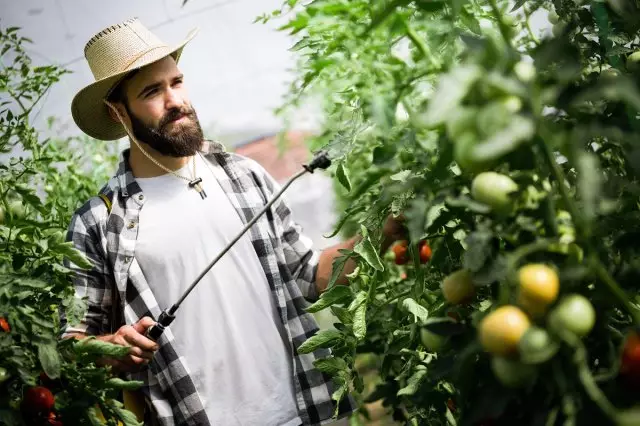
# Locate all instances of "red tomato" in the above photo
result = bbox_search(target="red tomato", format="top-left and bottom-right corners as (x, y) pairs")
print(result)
(621, 332), (640, 383)
(0, 317), (10, 332)
(393, 241), (409, 265)
(419, 241), (432, 264)
(23, 386), (55, 412)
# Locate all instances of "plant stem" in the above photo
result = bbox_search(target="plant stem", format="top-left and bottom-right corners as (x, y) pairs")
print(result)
(592, 257), (640, 324)
(488, 0), (512, 48)
(405, 23), (439, 68)
(523, 7), (540, 46)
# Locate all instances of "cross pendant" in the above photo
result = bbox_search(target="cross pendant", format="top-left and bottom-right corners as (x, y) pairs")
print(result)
(189, 177), (207, 199)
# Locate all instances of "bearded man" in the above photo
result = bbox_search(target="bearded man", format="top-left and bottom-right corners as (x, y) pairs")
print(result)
(63, 18), (405, 426)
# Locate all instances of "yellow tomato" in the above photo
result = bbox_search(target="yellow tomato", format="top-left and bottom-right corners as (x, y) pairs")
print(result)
(441, 269), (475, 305)
(479, 306), (531, 356)
(517, 264), (559, 316)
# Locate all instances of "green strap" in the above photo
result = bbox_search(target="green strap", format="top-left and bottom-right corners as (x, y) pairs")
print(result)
(98, 193), (112, 213)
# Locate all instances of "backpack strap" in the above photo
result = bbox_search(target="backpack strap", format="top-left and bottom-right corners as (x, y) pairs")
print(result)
(98, 193), (112, 214)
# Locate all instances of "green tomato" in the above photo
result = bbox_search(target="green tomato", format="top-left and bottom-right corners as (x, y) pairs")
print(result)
(548, 10), (559, 25)
(491, 357), (537, 388)
(0, 367), (9, 384)
(549, 294), (596, 338)
(626, 52), (640, 73)
(420, 328), (448, 352)
(8, 200), (25, 219)
(471, 172), (519, 215)
(601, 68), (621, 80)
(514, 61), (535, 83)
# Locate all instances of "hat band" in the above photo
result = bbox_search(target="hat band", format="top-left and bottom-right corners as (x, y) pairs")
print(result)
(120, 44), (170, 73)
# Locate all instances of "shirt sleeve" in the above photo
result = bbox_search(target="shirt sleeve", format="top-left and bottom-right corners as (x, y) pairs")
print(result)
(60, 206), (114, 337)
(256, 162), (321, 302)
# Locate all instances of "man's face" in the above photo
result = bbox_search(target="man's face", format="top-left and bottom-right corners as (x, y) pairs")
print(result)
(120, 56), (203, 157)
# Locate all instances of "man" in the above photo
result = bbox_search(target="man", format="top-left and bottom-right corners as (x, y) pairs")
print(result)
(64, 18), (404, 426)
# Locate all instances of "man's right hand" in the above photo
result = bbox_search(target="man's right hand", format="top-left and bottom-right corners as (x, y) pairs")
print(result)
(97, 316), (159, 373)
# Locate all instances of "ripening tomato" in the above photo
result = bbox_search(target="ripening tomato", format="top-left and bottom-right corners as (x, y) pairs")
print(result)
(23, 386), (55, 412)
(0, 317), (9, 333)
(420, 328), (448, 352)
(442, 269), (475, 305)
(549, 294), (595, 338)
(471, 172), (519, 215)
(620, 331), (640, 382)
(392, 241), (409, 265)
(479, 306), (531, 356)
(418, 240), (432, 264)
(517, 264), (559, 316)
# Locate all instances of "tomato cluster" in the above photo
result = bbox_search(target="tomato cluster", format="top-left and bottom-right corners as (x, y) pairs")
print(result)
(391, 240), (432, 265)
(475, 264), (596, 388)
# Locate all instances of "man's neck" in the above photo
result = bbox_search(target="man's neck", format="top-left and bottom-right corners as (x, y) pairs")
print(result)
(128, 139), (192, 178)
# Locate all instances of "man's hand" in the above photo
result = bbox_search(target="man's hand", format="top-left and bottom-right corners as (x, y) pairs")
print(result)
(381, 213), (408, 253)
(97, 317), (159, 373)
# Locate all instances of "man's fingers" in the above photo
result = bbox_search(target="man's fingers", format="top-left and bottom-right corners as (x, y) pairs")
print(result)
(132, 316), (156, 335)
(123, 328), (159, 352)
(127, 345), (156, 360)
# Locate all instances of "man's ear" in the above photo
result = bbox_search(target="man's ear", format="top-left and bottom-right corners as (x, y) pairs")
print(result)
(106, 101), (127, 124)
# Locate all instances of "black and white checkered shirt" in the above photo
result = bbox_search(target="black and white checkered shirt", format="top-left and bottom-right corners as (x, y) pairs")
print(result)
(62, 140), (355, 425)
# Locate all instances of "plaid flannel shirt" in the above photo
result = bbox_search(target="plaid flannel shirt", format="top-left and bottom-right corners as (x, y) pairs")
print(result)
(62, 140), (355, 425)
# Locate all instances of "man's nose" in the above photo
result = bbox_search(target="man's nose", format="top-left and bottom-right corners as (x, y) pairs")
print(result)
(164, 88), (184, 110)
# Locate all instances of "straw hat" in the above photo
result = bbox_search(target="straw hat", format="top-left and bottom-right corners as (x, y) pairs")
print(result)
(71, 18), (199, 141)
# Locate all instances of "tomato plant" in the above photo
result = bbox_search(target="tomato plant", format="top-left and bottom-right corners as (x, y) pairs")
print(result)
(268, 0), (640, 423)
(0, 25), (142, 425)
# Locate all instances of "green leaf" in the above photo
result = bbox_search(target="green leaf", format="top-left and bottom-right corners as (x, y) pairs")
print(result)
(468, 116), (535, 163)
(336, 162), (351, 192)
(353, 226), (384, 271)
(54, 242), (93, 270)
(74, 337), (130, 358)
(110, 399), (143, 426)
(106, 377), (144, 390)
(390, 170), (412, 183)
(353, 302), (367, 341)
(306, 285), (353, 313)
(576, 152), (601, 225)
(330, 306), (353, 325)
(510, 0), (527, 12)
(348, 290), (367, 312)
(401, 298), (429, 324)
(38, 342), (61, 380)
(314, 356), (348, 375)
(419, 65), (482, 128)
(463, 231), (494, 272)
(298, 329), (343, 354)
(397, 368), (427, 396)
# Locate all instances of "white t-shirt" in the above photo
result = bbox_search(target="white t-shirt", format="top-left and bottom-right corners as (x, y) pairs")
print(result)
(135, 153), (301, 426)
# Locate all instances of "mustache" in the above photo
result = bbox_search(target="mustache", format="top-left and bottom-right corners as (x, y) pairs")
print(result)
(160, 107), (194, 129)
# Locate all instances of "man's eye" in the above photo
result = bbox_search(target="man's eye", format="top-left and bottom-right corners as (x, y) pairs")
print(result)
(145, 89), (158, 97)
(173, 80), (183, 86)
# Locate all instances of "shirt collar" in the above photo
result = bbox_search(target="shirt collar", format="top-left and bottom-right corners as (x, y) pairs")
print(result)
(114, 140), (227, 198)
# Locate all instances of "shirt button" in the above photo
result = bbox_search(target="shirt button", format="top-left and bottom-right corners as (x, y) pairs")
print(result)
(138, 195), (144, 201)
(127, 221), (136, 229)
(125, 256), (132, 263)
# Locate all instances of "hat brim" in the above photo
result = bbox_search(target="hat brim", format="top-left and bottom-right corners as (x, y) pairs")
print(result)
(71, 27), (199, 141)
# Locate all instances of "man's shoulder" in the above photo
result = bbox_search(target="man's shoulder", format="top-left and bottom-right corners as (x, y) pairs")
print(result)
(70, 182), (117, 229)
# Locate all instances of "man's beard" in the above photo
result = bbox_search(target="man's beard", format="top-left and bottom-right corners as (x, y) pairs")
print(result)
(126, 103), (204, 157)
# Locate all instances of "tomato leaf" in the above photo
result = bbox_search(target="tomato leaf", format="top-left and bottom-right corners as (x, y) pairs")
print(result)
(469, 115), (535, 163)
(298, 329), (343, 354)
(306, 285), (353, 313)
(335, 162), (351, 192)
(402, 298), (429, 324)
(397, 367), (427, 396)
(313, 357), (348, 375)
(353, 226), (384, 271)
(330, 306), (353, 325)
(418, 65), (482, 128)
(37, 342), (61, 380)
(54, 242), (93, 270)
(106, 377), (144, 390)
(74, 337), (130, 358)
(353, 302), (368, 341)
